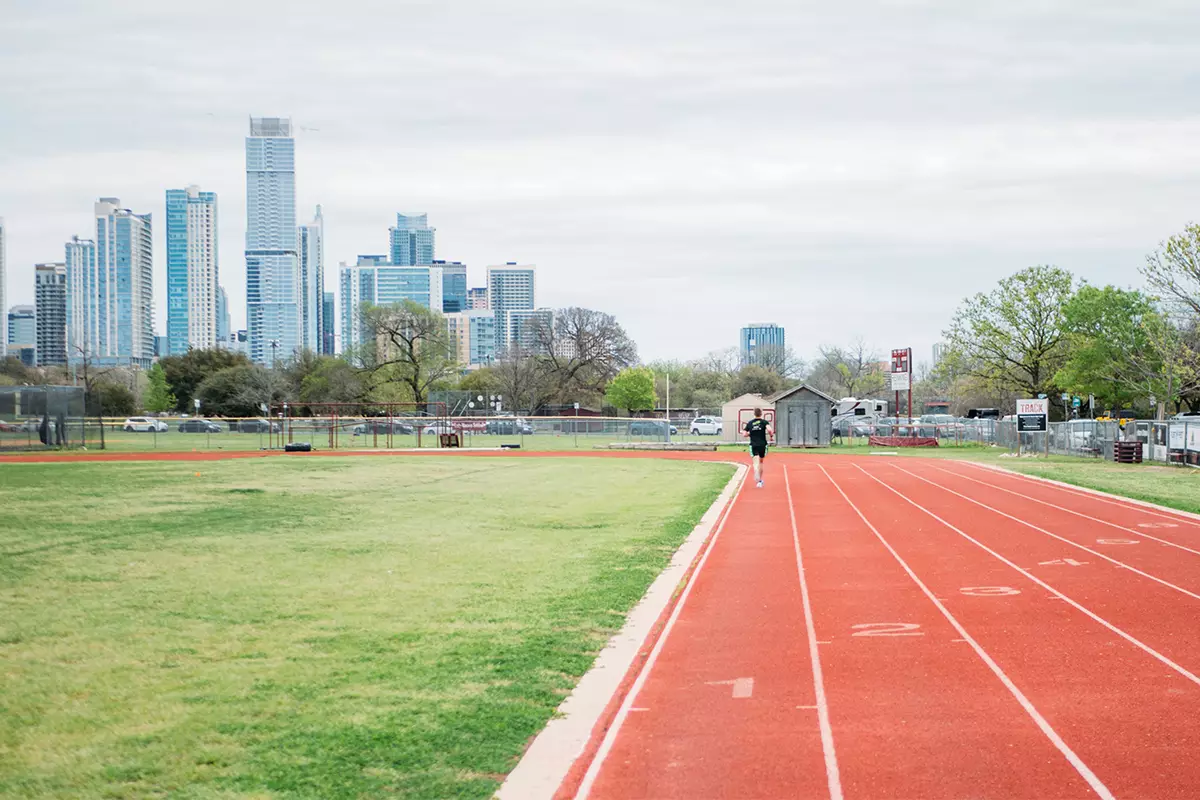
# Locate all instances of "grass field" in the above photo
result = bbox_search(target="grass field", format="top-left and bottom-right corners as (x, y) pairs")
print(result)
(0, 456), (733, 799)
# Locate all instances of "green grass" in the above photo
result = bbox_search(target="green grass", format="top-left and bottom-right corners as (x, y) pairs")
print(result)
(0, 456), (733, 799)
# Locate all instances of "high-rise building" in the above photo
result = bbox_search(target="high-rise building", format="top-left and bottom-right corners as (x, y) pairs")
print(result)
(932, 342), (947, 365)
(245, 116), (299, 365)
(436, 260), (467, 313)
(388, 213), (435, 266)
(321, 291), (335, 354)
(445, 309), (497, 367)
(166, 186), (219, 355)
(0, 218), (6, 357)
(216, 287), (231, 344)
(8, 305), (35, 365)
(486, 265), (536, 352)
(64, 235), (97, 364)
(298, 205), (324, 353)
(506, 308), (553, 354)
(95, 198), (155, 365)
(467, 286), (488, 310)
(35, 263), (67, 366)
(740, 323), (785, 367)
(339, 257), (444, 357)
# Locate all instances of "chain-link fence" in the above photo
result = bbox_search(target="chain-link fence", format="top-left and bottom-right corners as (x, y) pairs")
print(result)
(0, 385), (93, 451)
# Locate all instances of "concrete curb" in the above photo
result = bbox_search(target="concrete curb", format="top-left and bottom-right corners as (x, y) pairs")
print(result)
(496, 462), (748, 799)
(964, 460), (1200, 523)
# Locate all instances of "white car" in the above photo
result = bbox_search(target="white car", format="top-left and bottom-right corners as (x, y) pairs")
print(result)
(123, 416), (168, 433)
(689, 416), (724, 436)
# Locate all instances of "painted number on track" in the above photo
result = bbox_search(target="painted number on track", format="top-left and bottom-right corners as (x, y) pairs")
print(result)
(1137, 522), (1179, 529)
(1039, 559), (1088, 566)
(706, 677), (754, 698)
(851, 623), (924, 637)
(1097, 538), (1139, 545)
(960, 586), (1021, 596)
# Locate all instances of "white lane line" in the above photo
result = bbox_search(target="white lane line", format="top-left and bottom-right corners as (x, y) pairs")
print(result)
(956, 460), (1200, 529)
(784, 465), (844, 800)
(819, 464), (1114, 800)
(852, 463), (1200, 690)
(926, 463), (1200, 559)
(572, 469), (748, 800)
(889, 463), (1200, 602)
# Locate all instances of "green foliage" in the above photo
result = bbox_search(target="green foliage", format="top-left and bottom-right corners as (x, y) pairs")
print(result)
(92, 381), (137, 417)
(142, 363), (176, 413)
(298, 357), (364, 405)
(731, 364), (785, 398)
(363, 300), (460, 404)
(158, 348), (252, 413)
(1055, 285), (1160, 411)
(195, 365), (290, 417)
(605, 366), (657, 412)
(942, 265), (1075, 398)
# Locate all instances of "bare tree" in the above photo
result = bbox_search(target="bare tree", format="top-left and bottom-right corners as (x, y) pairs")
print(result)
(362, 301), (460, 405)
(752, 344), (806, 380)
(807, 339), (886, 398)
(491, 344), (551, 414)
(528, 307), (638, 402)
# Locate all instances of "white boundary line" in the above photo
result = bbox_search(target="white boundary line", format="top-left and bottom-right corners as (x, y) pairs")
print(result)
(496, 463), (748, 800)
(783, 465), (843, 800)
(958, 460), (1200, 528)
(818, 464), (1113, 799)
(888, 463), (1200, 602)
(852, 463), (1200, 689)
(924, 462), (1200, 558)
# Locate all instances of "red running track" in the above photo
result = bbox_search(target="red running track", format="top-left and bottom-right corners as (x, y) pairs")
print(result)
(563, 455), (1200, 800)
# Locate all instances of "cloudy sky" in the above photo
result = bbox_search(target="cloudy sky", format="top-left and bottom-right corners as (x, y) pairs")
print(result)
(3, 1), (1199, 366)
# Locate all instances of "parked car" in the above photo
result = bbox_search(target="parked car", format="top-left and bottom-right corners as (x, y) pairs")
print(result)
(123, 416), (169, 433)
(629, 419), (678, 436)
(689, 416), (724, 436)
(353, 419), (415, 435)
(423, 422), (460, 436)
(485, 418), (533, 435)
(231, 418), (281, 433)
(178, 418), (223, 433)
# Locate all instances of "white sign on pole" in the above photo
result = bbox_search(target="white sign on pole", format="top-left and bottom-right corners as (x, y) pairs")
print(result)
(890, 372), (911, 391)
(1168, 424), (1185, 450)
(194, 398), (201, 411)
(1016, 398), (1048, 432)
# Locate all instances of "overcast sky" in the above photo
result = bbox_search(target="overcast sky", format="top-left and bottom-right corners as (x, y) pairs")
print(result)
(3, 1), (1200, 366)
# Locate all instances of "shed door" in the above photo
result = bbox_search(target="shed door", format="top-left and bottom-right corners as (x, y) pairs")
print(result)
(788, 408), (804, 446)
(804, 405), (821, 446)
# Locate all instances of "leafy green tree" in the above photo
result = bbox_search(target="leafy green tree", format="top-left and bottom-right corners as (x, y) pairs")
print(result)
(1143, 223), (1200, 317)
(159, 348), (251, 413)
(605, 367), (657, 413)
(93, 381), (137, 416)
(362, 300), (460, 405)
(1055, 285), (1161, 411)
(195, 365), (291, 417)
(299, 357), (365, 405)
(731, 364), (785, 398)
(941, 265), (1074, 398)
(143, 363), (176, 413)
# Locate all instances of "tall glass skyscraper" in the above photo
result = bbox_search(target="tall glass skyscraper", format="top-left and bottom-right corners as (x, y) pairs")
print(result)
(166, 186), (219, 355)
(487, 265), (536, 352)
(436, 260), (467, 313)
(35, 262), (67, 367)
(298, 205), (324, 353)
(739, 323), (785, 367)
(94, 198), (154, 366)
(217, 287), (231, 343)
(64, 235), (97, 364)
(321, 291), (335, 355)
(389, 213), (435, 266)
(245, 117), (299, 365)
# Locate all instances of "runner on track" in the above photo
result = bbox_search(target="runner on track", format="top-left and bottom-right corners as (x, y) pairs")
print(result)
(743, 408), (772, 488)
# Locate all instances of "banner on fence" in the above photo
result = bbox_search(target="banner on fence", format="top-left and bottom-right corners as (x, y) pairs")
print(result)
(1016, 398), (1048, 432)
(1169, 423), (1186, 451)
(1188, 424), (1200, 453)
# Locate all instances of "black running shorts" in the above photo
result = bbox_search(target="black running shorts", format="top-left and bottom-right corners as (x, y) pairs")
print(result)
(751, 443), (767, 459)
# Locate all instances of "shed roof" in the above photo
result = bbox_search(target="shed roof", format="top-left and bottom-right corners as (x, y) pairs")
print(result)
(765, 384), (837, 405)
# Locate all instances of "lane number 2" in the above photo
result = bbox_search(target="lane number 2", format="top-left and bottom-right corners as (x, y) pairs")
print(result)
(851, 623), (924, 637)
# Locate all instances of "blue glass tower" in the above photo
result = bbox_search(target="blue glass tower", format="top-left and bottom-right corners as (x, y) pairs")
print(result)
(166, 186), (219, 355)
(740, 323), (786, 367)
(436, 260), (467, 313)
(92, 198), (154, 366)
(389, 213), (435, 266)
(245, 117), (299, 365)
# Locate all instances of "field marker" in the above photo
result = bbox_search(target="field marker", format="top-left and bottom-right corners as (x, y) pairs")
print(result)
(854, 463), (1200, 691)
(821, 464), (1115, 800)
(784, 465), (844, 800)
(926, 464), (1200, 558)
(890, 464), (1200, 603)
(706, 677), (755, 698)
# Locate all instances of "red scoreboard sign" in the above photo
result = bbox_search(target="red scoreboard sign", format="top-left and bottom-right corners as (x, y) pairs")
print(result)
(891, 348), (911, 374)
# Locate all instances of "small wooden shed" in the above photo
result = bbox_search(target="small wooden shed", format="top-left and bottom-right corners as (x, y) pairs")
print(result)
(721, 392), (767, 442)
(767, 385), (836, 447)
